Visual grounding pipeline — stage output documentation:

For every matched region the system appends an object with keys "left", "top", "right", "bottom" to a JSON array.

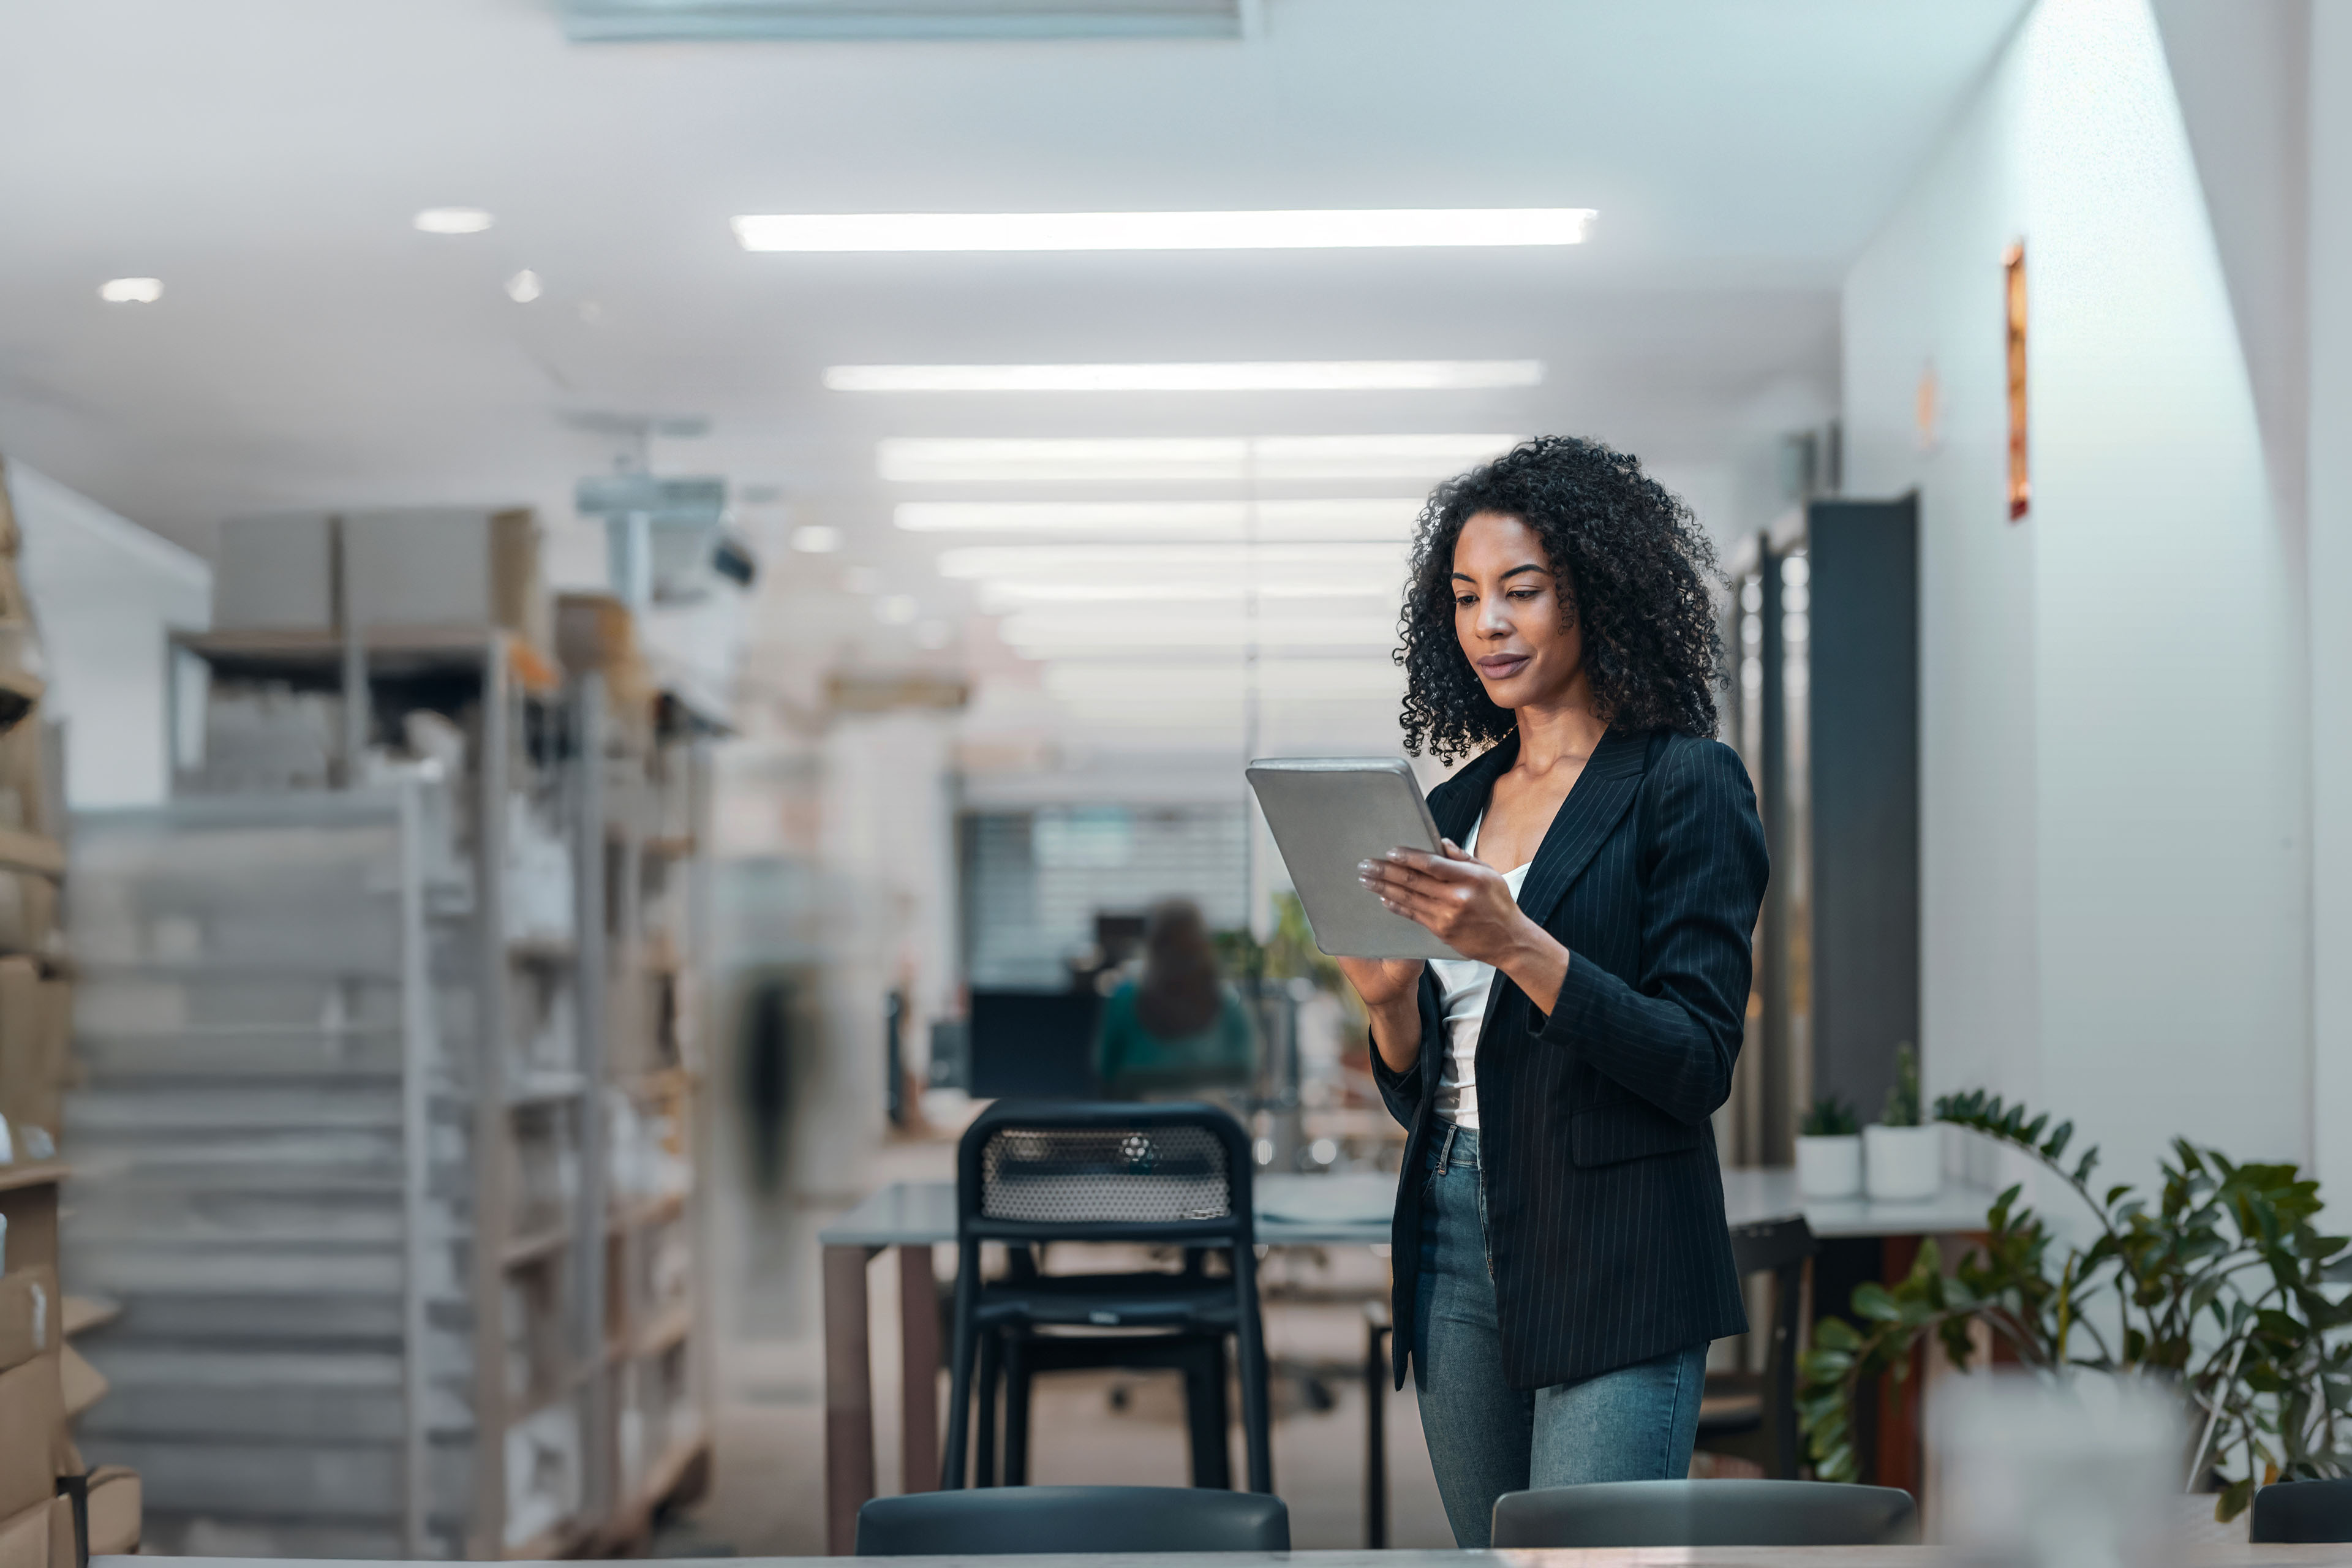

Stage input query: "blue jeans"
[{"left": 1411, "top": 1122, "right": 1707, "bottom": 1547}]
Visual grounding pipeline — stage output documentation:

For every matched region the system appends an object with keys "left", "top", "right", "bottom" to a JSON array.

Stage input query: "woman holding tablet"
[{"left": 1336, "top": 435, "right": 1767, "bottom": 1545}]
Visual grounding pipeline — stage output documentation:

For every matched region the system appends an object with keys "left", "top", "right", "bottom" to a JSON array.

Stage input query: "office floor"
[{"left": 682, "top": 1116, "right": 1457, "bottom": 1554}]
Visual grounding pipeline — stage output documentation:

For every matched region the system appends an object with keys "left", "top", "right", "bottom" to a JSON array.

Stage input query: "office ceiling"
[{"left": 0, "top": 0, "right": 2026, "bottom": 747}]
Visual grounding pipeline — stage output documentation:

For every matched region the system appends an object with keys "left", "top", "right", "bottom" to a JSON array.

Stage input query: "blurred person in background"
[
  {"left": 1342, "top": 436, "right": 1768, "bottom": 1545},
  {"left": 1095, "top": 898, "right": 1256, "bottom": 1097}
]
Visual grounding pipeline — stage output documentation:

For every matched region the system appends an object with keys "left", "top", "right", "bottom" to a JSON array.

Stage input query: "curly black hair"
[{"left": 1396, "top": 435, "right": 1724, "bottom": 761}]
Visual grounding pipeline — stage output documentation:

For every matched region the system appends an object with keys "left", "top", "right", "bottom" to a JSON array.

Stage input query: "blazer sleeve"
[
  {"left": 1368, "top": 974, "right": 1446, "bottom": 1132},
  {"left": 1534, "top": 737, "right": 1768, "bottom": 1125}
]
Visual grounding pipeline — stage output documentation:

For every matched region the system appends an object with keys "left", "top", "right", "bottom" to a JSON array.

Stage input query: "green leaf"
[{"left": 2218, "top": 1477, "right": 2256, "bottom": 1523}]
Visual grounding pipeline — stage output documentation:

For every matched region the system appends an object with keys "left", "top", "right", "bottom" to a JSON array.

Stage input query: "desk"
[{"left": 818, "top": 1172, "right": 2003, "bottom": 1553}]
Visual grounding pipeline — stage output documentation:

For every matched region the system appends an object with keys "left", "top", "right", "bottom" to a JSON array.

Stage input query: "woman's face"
[{"left": 1451, "top": 509, "right": 1583, "bottom": 710}]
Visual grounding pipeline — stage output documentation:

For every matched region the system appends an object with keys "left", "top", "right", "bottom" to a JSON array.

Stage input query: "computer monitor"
[{"left": 967, "top": 988, "right": 1101, "bottom": 1099}]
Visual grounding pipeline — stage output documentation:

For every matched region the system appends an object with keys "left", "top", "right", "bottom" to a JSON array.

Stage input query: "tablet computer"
[{"left": 1246, "top": 756, "right": 1464, "bottom": 961}]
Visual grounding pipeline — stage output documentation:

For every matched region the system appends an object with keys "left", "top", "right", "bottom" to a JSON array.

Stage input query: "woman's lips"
[{"left": 1476, "top": 654, "right": 1531, "bottom": 679}]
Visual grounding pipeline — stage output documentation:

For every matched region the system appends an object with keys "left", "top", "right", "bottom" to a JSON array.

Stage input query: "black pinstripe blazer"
[{"left": 1371, "top": 725, "right": 1768, "bottom": 1391}]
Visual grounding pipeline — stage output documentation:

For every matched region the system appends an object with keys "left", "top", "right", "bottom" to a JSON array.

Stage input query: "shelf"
[
  {"left": 506, "top": 1076, "right": 590, "bottom": 1108},
  {"left": 607, "top": 1191, "right": 685, "bottom": 1235},
  {"left": 62, "top": 1297, "right": 121, "bottom": 1337},
  {"left": 508, "top": 938, "right": 577, "bottom": 967},
  {"left": 0, "top": 1160, "right": 66, "bottom": 1193},
  {"left": 0, "top": 829, "right": 64, "bottom": 878},
  {"left": 502, "top": 1224, "right": 572, "bottom": 1268},
  {"left": 633, "top": 1302, "right": 693, "bottom": 1359},
  {"left": 175, "top": 625, "right": 562, "bottom": 697}
]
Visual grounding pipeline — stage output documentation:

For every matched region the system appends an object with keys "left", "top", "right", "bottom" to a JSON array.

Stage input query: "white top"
[{"left": 1430, "top": 814, "right": 1531, "bottom": 1131}]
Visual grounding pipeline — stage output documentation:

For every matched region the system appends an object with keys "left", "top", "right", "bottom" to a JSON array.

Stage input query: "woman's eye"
[{"left": 1454, "top": 595, "right": 1476, "bottom": 608}]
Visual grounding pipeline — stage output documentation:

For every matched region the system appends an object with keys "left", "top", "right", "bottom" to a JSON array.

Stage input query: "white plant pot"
[
  {"left": 1795, "top": 1134, "right": 1863, "bottom": 1199},
  {"left": 1864, "top": 1123, "right": 1943, "bottom": 1202}
]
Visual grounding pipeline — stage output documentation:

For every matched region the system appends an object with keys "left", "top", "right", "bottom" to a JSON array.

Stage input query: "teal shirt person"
[
  {"left": 1096, "top": 979, "right": 1256, "bottom": 1094},
  {"left": 1095, "top": 899, "right": 1256, "bottom": 1096}
]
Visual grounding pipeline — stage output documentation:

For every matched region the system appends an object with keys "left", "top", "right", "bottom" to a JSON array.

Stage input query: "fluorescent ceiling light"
[
  {"left": 736, "top": 209, "right": 1594, "bottom": 253},
  {"left": 415, "top": 206, "right": 495, "bottom": 235},
  {"left": 98, "top": 277, "right": 162, "bottom": 304},
  {"left": 938, "top": 542, "right": 1404, "bottom": 579},
  {"left": 879, "top": 434, "right": 1518, "bottom": 484},
  {"left": 1042, "top": 660, "right": 1402, "bottom": 699},
  {"left": 896, "top": 499, "right": 1420, "bottom": 540},
  {"left": 790, "top": 525, "right": 842, "bottom": 554},
  {"left": 829, "top": 361, "right": 1544, "bottom": 393},
  {"left": 979, "top": 582, "right": 1394, "bottom": 608},
  {"left": 505, "top": 269, "right": 544, "bottom": 303},
  {"left": 1002, "top": 614, "right": 1396, "bottom": 651}
]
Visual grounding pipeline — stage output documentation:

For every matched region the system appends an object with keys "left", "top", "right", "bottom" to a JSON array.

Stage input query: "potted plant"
[
  {"left": 1796, "top": 1094, "right": 1863, "bottom": 1199},
  {"left": 1799, "top": 1091, "right": 2352, "bottom": 1520},
  {"left": 1863, "top": 1042, "right": 1940, "bottom": 1200}
]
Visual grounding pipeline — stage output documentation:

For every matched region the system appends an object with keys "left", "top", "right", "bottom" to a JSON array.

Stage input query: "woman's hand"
[
  {"left": 1360, "top": 840, "right": 1570, "bottom": 1012},
  {"left": 1333, "top": 955, "right": 1427, "bottom": 1077}
]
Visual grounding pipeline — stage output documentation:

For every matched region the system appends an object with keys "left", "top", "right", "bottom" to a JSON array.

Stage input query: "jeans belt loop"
[{"left": 1436, "top": 1119, "right": 1460, "bottom": 1176}]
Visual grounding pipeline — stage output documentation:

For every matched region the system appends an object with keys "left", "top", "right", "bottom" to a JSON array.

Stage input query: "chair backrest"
[
  {"left": 957, "top": 1099, "right": 1255, "bottom": 1248},
  {"left": 2252, "top": 1478, "right": 2352, "bottom": 1543},
  {"left": 1727, "top": 1215, "right": 1817, "bottom": 1478},
  {"left": 856, "top": 1485, "right": 1291, "bottom": 1555},
  {"left": 1490, "top": 1479, "right": 1917, "bottom": 1548}
]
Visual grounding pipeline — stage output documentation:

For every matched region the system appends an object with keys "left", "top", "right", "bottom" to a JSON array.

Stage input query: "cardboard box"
[
  {"left": 213, "top": 514, "right": 336, "bottom": 631},
  {"left": 56, "top": 1346, "right": 101, "bottom": 1421},
  {"left": 0, "top": 725, "right": 50, "bottom": 837},
  {"left": 0, "top": 1499, "right": 48, "bottom": 1568},
  {"left": 344, "top": 508, "right": 546, "bottom": 650},
  {"left": 0, "top": 459, "right": 20, "bottom": 560},
  {"left": 40, "top": 1498, "right": 66, "bottom": 1568},
  {"left": 84, "top": 1469, "right": 137, "bottom": 1556},
  {"left": 0, "top": 876, "right": 55, "bottom": 962},
  {"left": 0, "top": 959, "right": 62, "bottom": 1140},
  {"left": 0, "top": 1268, "right": 56, "bottom": 1373},
  {"left": 0, "top": 1355, "right": 66, "bottom": 1520}
]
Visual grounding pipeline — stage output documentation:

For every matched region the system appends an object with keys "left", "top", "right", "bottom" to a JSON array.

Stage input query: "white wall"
[
  {"left": 3, "top": 462, "right": 211, "bottom": 809},
  {"left": 1844, "top": 0, "right": 2308, "bottom": 1193},
  {"left": 2307, "top": 2, "right": 2352, "bottom": 1197}
]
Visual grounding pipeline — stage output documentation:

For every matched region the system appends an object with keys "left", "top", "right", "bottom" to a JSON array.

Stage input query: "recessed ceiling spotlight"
[
  {"left": 734, "top": 208, "right": 1595, "bottom": 253},
  {"left": 505, "top": 269, "right": 544, "bottom": 303},
  {"left": 827, "top": 361, "right": 1544, "bottom": 393},
  {"left": 99, "top": 277, "right": 163, "bottom": 304},
  {"left": 790, "top": 525, "right": 842, "bottom": 554},
  {"left": 415, "top": 206, "right": 495, "bottom": 235}
]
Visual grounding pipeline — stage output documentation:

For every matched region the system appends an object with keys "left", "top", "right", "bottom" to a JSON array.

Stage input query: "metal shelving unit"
[
  {"left": 67, "top": 628, "right": 609, "bottom": 1559},
  {"left": 587, "top": 694, "right": 714, "bottom": 1549}
]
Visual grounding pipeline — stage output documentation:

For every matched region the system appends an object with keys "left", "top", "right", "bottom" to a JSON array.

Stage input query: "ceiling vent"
[{"left": 557, "top": 0, "right": 1251, "bottom": 42}]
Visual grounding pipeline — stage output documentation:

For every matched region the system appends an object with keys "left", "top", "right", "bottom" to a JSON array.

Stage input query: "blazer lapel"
[
  {"left": 1428, "top": 735, "right": 1518, "bottom": 848},
  {"left": 1515, "top": 727, "right": 1650, "bottom": 930}
]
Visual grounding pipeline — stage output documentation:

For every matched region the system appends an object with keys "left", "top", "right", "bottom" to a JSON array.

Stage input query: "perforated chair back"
[
  {"left": 1490, "top": 1479, "right": 1917, "bottom": 1548},
  {"left": 959, "top": 1101, "right": 1254, "bottom": 1246},
  {"left": 858, "top": 1484, "right": 1291, "bottom": 1555},
  {"left": 2252, "top": 1478, "right": 2352, "bottom": 1542}
]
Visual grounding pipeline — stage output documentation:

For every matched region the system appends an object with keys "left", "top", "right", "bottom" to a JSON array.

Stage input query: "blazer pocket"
[{"left": 1570, "top": 1102, "right": 1705, "bottom": 1168}]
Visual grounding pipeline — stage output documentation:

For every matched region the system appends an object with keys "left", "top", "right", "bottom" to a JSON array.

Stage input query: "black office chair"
[
  {"left": 942, "top": 1101, "right": 1274, "bottom": 1494},
  {"left": 1695, "top": 1215, "right": 1818, "bottom": 1479},
  {"left": 2252, "top": 1478, "right": 2352, "bottom": 1542},
  {"left": 1490, "top": 1479, "right": 1917, "bottom": 1548},
  {"left": 858, "top": 1484, "right": 1289, "bottom": 1555}
]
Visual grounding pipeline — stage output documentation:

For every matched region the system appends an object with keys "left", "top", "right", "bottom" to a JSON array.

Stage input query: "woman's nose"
[{"left": 1477, "top": 599, "right": 1512, "bottom": 637}]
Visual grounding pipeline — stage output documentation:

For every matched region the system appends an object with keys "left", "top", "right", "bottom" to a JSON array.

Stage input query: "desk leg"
[
  {"left": 899, "top": 1244, "right": 941, "bottom": 1495},
  {"left": 825, "top": 1243, "right": 878, "bottom": 1556}
]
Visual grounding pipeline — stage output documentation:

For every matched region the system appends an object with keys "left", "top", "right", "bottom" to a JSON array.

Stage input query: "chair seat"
[{"left": 977, "top": 1272, "right": 1240, "bottom": 1330}]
